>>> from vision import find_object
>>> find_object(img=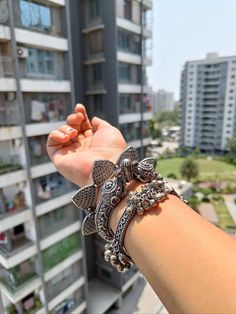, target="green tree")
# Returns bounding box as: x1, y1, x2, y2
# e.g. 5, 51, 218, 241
227, 137, 236, 155
225, 138, 236, 164
180, 158, 199, 181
